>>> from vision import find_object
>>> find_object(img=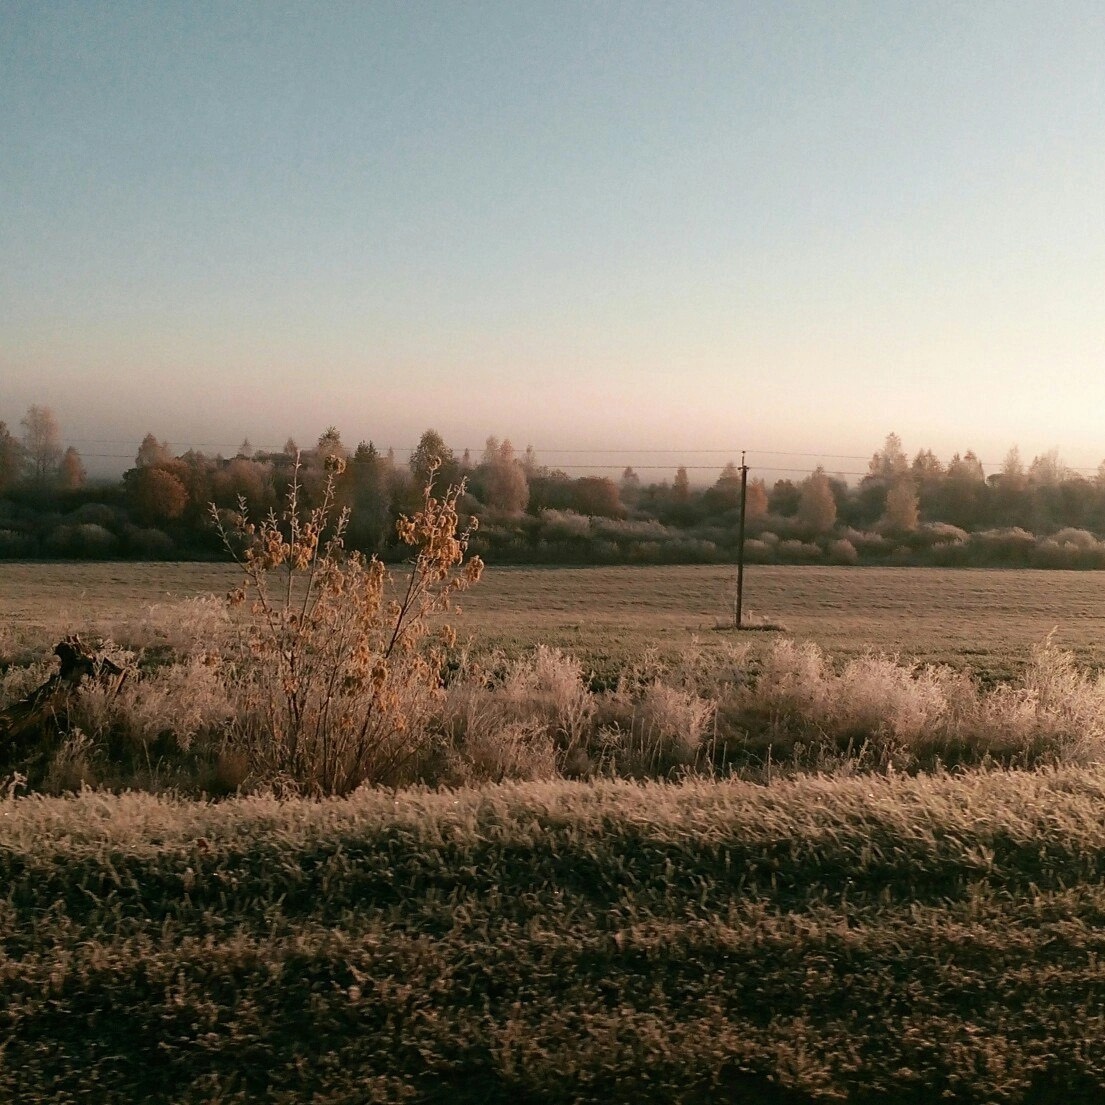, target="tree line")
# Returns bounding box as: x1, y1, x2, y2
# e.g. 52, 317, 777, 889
5, 413, 1105, 568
